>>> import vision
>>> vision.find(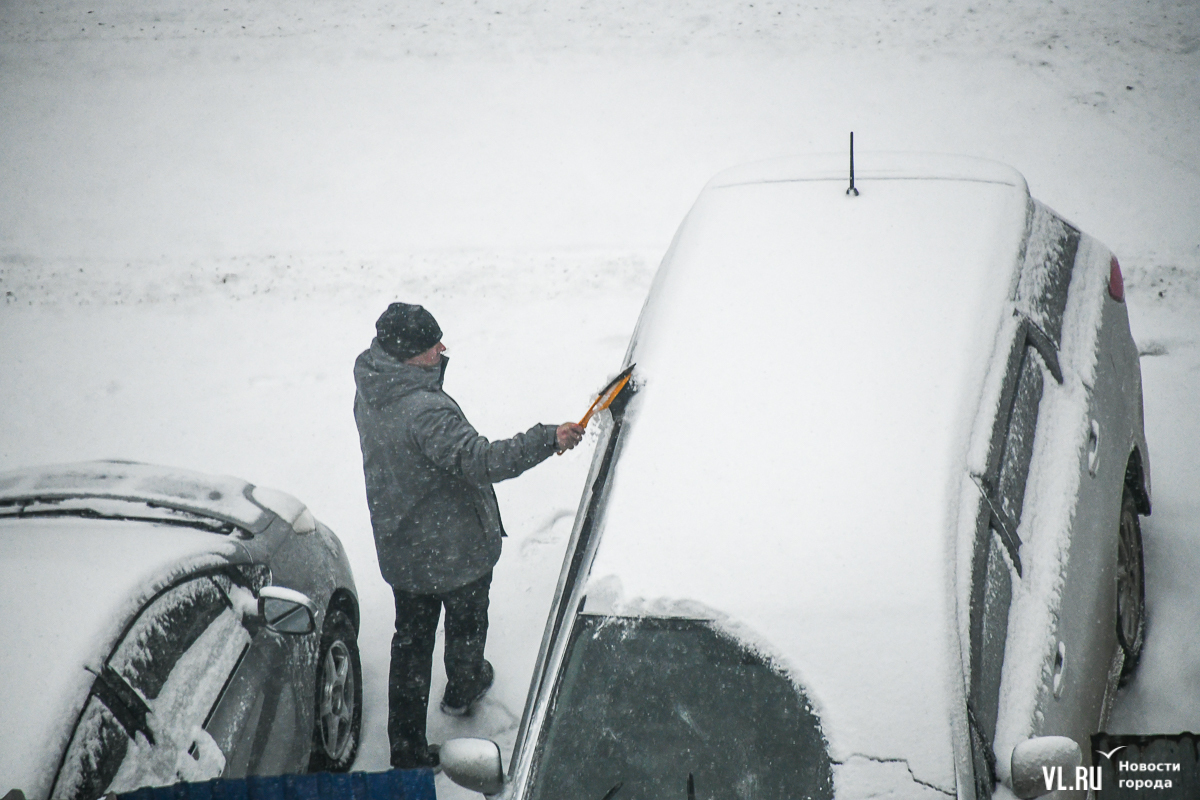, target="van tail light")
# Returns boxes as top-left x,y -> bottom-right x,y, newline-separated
1109,255 -> 1125,302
